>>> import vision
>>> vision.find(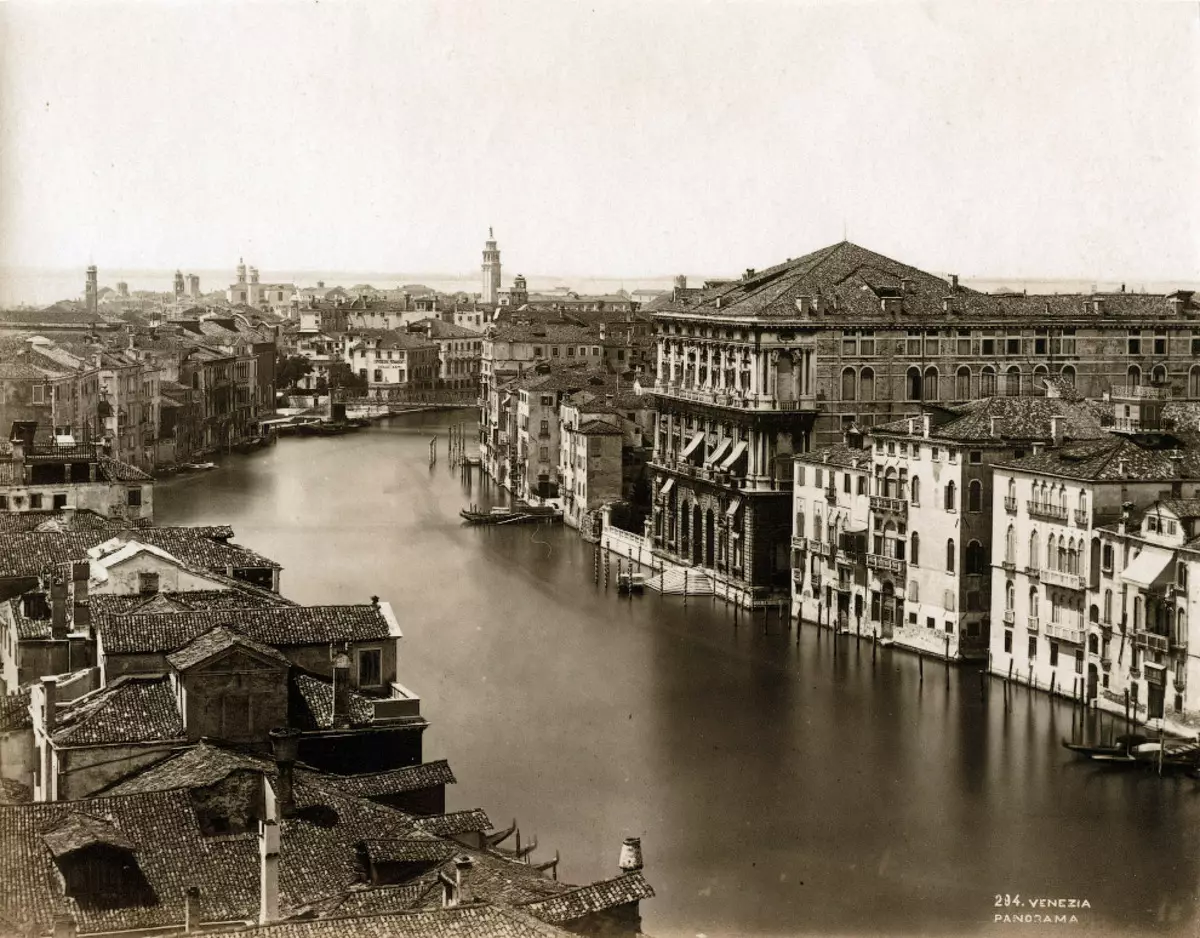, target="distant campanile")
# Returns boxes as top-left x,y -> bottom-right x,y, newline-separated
85,265 -> 98,316
481,228 -> 501,304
